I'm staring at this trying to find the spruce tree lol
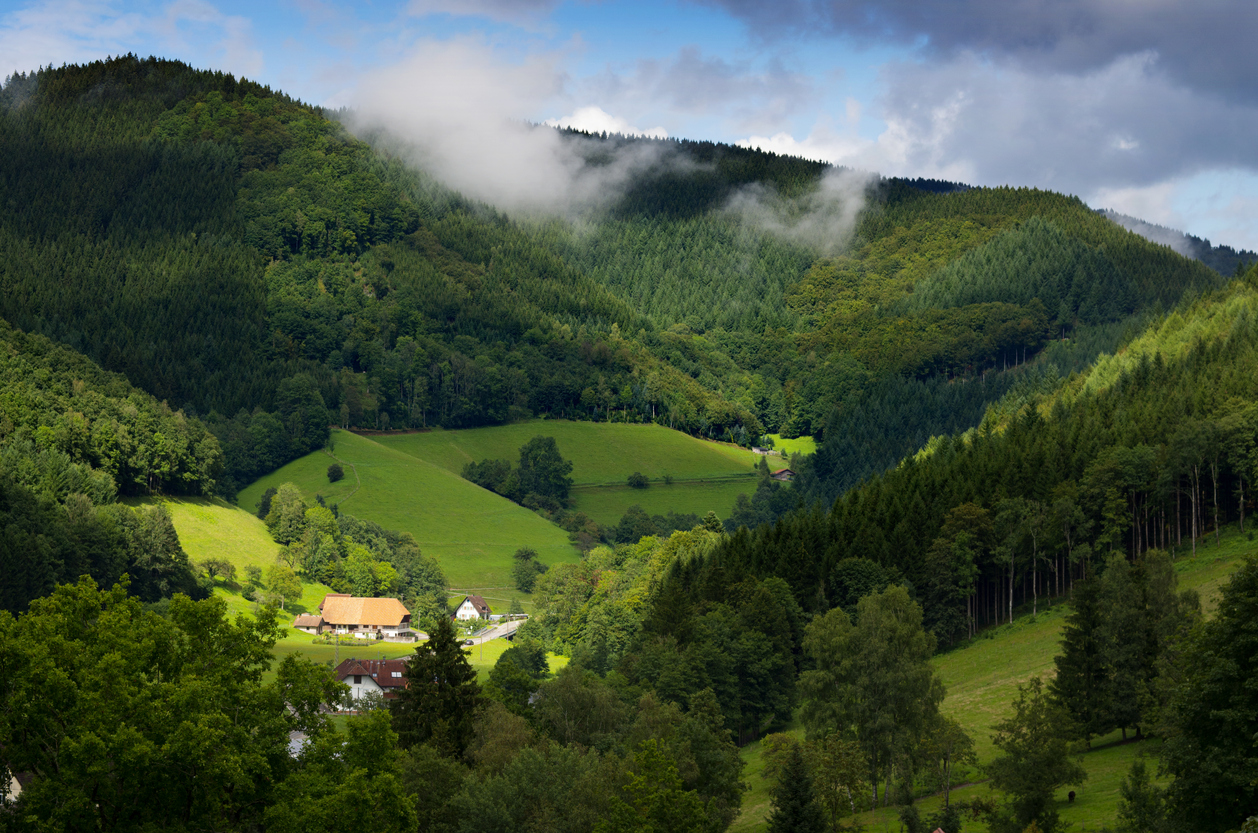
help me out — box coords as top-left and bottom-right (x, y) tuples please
(766, 744), (828, 833)
(1049, 577), (1110, 745)
(390, 616), (483, 757)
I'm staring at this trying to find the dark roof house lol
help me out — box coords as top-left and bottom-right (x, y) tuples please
(333, 658), (409, 702)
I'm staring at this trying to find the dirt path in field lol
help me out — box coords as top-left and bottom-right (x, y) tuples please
(323, 448), (362, 505)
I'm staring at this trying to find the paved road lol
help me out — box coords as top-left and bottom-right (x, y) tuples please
(464, 618), (527, 645)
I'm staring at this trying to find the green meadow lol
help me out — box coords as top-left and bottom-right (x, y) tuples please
(236, 430), (579, 591)
(764, 433), (817, 458)
(374, 419), (763, 526)
(569, 479), (757, 528)
(731, 528), (1257, 833)
(374, 420), (763, 484)
(154, 496), (563, 682)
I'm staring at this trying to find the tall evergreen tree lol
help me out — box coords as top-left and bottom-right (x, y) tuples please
(1160, 557), (1258, 831)
(1049, 577), (1110, 745)
(1096, 557), (1152, 739)
(391, 616), (483, 757)
(766, 744), (827, 833)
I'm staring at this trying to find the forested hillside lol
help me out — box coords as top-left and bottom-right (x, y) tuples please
(0, 57), (763, 497)
(2, 53), (1257, 833)
(0, 319), (215, 612)
(662, 265), (1258, 646)
(0, 55), (1225, 503)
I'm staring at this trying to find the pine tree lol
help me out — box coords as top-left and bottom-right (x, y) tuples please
(390, 616), (483, 757)
(766, 744), (828, 833)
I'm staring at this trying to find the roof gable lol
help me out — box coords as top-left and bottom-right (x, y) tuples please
(460, 595), (492, 615)
(333, 658), (409, 688)
(320, 595), (410, 627)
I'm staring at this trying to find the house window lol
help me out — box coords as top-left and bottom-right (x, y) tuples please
(392, 672), (402, 677)
(353, 675), (362, 684)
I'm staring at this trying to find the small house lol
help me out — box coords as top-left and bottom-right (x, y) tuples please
(770, 468), (795, 482)
(291, 614), (324, 635)
(333, 658), (409, 703)
(454, 594), (492, 621)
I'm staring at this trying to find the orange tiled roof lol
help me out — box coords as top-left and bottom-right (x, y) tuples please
(319, 595), (410, 627)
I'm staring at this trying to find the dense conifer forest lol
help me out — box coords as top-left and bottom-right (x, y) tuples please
(2, 56), (1257, 833)
(0, 55), (1229, 497)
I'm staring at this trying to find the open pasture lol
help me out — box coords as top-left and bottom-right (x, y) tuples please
(570, 478), (757, 527)
(236, 430), (579, 589)
(374, 419), (762, 526)
(373, 420), (762, 485)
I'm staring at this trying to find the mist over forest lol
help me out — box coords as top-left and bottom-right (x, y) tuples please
(0, 55), (1256, 833)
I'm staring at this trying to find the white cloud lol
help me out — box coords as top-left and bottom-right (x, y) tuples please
(0, 0), (262, 82)
(580, 45), (818, 135)
(1092, 181), (1183, 231)
(857, 51), (1258, 195)
(723, 166), (876, 254)
(408, 0), (560, 27)
(544, 105), (668, 139)
(348, 37), (675, 215)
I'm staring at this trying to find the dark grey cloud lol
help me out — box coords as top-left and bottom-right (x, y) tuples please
(701, 0), (1258, 105)
(873, 51), (1258, 192)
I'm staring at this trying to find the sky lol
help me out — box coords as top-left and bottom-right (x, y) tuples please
(2, 0), (1255, 251)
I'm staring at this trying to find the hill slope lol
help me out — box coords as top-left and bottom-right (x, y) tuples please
(373, 420), (764, 526)
(1, 56), (1227, 511)
(236, 430), (579, 590)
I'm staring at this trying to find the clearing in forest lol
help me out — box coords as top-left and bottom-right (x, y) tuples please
(235, 430), (579, 591)
(374, 420), (764, 526)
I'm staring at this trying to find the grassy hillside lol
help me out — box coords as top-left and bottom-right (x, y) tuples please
(236, 430), (579, 590)
(730, 528), (1256, 832)
(152, 497), (562, 685)
(764, 433), (817, 457)
(570, 479), (756, 527)
(372, 420), (762, 484)
(372, 420), (762, 526)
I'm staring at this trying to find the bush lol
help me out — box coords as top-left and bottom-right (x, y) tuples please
(327, 463), (344, 482)
(627, 472), (649, 489)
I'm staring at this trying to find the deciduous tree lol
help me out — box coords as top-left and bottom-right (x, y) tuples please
(799, 585), (945, 808)
(986, 677), (1086, 833)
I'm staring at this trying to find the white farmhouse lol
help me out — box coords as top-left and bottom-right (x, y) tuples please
(454, 594), (492, 621)
(333, 658), (408, 703)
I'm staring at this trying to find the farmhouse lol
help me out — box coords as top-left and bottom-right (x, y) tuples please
(454, 594), (492, 621)
(770, 468), (795, 482)
(333, 658), (408, 702)
(289, 594), (417, 641)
